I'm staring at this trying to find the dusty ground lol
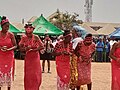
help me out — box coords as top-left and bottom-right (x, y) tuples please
(1, 60), (111, 90)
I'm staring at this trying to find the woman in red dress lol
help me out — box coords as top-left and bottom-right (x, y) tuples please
(109, 41), (120, 90)
(19, 24), (44, 90)
(75, 33), (95, 90)
(53, 30), (72, 90)
(0, 16), (17, 90)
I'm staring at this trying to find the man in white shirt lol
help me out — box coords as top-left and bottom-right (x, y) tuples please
(109, 38), (117, 49)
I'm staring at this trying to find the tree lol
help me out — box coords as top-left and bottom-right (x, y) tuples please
(49, 9), (83, 30)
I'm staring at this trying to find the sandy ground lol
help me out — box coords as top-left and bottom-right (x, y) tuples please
(1, 60), (111, 90)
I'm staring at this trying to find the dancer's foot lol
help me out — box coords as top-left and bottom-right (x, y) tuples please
(47, 71), (51, 73)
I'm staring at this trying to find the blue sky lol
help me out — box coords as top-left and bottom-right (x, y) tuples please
(0, 0), (120, 23)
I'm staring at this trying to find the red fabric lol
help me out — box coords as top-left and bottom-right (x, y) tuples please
(19, 34), (42, 90)
(54, 41), (72, 89)
(0, 32), (14, 86)
(76, 41), (95, 86)
(111, 48), (120, 90)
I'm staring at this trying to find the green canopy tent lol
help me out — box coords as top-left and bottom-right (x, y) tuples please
(0, 16), (22, 35)
(33, 25), (58, 35)
(32, 14), (63, 36)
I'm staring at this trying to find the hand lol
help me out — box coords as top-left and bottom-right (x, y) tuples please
(86, 60), (90, 65)
(28, 48), (39, 52)
(60, 51), (71, 55)
(78, 56), (84, 62)
(70, 49), (74, 53)
(1, 48), (7, 52)
(40, 49), (45, 54)
(25, 45), (31, 51)
(62, 51), (70, 55)
(116, 58), (120, 63)
(28, 49), (33, 51)
(1, 46), (7, 52)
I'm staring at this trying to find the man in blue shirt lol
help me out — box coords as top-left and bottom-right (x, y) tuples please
(96, 38), (104, 62)
(103, 40), (111, 62)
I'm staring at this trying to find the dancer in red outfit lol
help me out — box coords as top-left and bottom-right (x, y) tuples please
(0, 16), (17, 90)
(75, 34), (95, 90)
(53, 30), (72, 90)
(110, 41), (120, 90)
(19, 24), (44, 90)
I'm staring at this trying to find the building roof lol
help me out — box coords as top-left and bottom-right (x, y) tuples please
(82, 22), (120, 35)
(81, 23), (98, 35)
(84, 22), (120, 27)
(84, 22), (120, 29)
(96, 24), (116, 35)
(27, 16), (38, 23)
(12, 22), (24, 30)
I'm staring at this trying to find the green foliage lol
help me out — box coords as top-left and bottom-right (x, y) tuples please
(49, 9), (83, 30)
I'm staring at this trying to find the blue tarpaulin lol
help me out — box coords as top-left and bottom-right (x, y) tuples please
(109, 28), (120, 38)
(73, 25), (87, 39)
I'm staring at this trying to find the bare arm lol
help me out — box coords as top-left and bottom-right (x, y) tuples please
(91, 43), (96, 58)
(7, 34), (17, 51)
(52, 42), (63, 56)
(74, 42), (81, 57)
(109, 43), (117, 60)
(52, 51), (63, 56)
(30, 35), (44, 51)
(19, 44), (26, 52)
(19, 36), (26, 52)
